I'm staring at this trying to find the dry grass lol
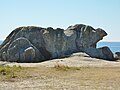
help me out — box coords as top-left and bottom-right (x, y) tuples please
(54, 63), (81, 71)
(0, 65), (33, 82)
(0, 65), (120, 90)
(54, 63), (70, 70)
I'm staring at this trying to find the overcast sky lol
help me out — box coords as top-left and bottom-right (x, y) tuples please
(0, 0), (120, 41)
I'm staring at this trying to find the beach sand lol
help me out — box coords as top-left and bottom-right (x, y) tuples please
(0, 52), (120, 90)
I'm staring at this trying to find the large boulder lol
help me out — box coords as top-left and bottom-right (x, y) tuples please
(0, 24), (110, 62)
(84, 47), (114, 60)
(6, 37), (44, 62)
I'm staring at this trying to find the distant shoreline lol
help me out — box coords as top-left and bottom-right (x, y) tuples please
(97, 42), (120, 53)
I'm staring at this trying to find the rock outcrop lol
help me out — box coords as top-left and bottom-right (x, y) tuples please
(84, 47), (114, 60)
(0, 24), (114, 62)
(115, 52), (120, 59)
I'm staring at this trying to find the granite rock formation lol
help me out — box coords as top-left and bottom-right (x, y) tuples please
(84, 47), (114, 60)
(115, 52), (120, 59)
(0, 24), (114, 62)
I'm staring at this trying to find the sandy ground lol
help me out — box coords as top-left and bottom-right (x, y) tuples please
(0, 52), (120, 90)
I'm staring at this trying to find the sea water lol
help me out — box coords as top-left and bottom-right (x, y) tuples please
(97, 42), (120, 53)
(0, 41), (2, 45)
(0, 41), (3, 45)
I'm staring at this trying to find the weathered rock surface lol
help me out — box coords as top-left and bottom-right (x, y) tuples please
(115, 52), (120, 59)
(7, 37), (43, 62)
(84, 47), (114, 60)
(0, 24), (113, 62)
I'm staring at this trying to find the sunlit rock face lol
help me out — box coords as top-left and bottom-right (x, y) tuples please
(0, 24), (113, 63)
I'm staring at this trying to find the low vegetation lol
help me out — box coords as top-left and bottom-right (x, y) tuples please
(0, 65), (38, 82)
(0, 65), (120, 89)
(54, 63), (81, 71)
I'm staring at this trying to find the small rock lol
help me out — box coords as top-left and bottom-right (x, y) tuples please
(115, 52), (120, 59)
